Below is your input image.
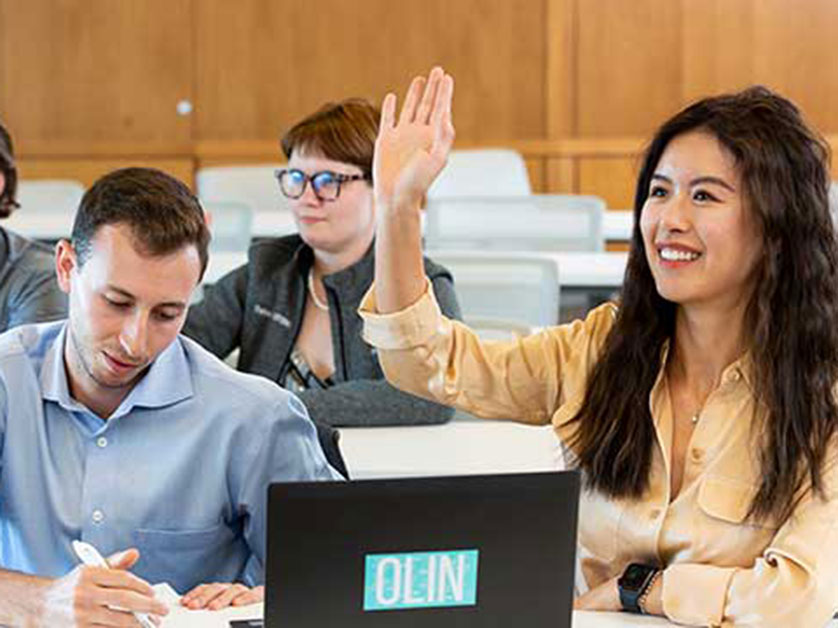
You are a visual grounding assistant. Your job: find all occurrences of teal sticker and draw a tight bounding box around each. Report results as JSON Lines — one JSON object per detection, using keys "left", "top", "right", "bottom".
{"left": 363, "top": 549, "right": 479, "bottom": 611}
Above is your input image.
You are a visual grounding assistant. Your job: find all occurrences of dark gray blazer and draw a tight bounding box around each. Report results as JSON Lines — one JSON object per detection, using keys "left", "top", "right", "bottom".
{"left": 183, "top": 235, "right": 461, "bottom": 426}
{"left": 0, "top": 228, "right": 67, "bottom": 332}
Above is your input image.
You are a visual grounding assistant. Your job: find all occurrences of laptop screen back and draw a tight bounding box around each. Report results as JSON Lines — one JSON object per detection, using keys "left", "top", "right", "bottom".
{"left": 265, "top": 471, "right": 580, "bottom": 628}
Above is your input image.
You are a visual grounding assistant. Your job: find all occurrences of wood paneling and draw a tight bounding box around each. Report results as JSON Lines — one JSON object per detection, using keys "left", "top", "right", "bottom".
{"left": 578, "top": 156, "right": 640, "bottom": 209}
{"left": 17, "top": 159, "right": 196, "bottom": 190}
{"left": 194, "top": 0, "right": 547, "bottom": 143}
{"left": 1, "top": 0, "right": 193, "bottom": 147}
{"left": 546, "top": 157, "right": 575, "bottom": 194}
{"left": 546, "top": 0, "right": 576, "bottom": 139}
{"left": 575, "top": 0, "right": 683, "bottom": 137}
{"left": 524, "top": 158, "right": 546, "bottom": 193}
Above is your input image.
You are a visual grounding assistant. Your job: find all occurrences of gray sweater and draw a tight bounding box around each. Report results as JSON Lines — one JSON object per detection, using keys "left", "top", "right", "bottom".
{"left": 0, "top": 228, "right": 67, "bottom": 331}
{"left": 184, "top": 235, "right": 461, "bottom": 426}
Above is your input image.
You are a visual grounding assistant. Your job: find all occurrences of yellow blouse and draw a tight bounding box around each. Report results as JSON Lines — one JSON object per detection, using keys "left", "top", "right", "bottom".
{"left": 359, "top": 282, "right": 838, "bottom": 627}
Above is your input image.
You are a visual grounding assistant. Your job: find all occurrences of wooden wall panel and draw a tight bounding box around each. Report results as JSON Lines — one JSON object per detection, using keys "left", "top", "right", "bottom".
{"left": 575, "top": 0, "right": 683, "bottom": 137}
{"left": 1, "top": 0, "right": 193, "bottom": 148}
{"left": 194, "top": 0, "right": 547, "bottom": 144}
{"left": 578, "top": 156, "right": 640, "bottom": 209}
{"left": 17, "top": 158, "right": 196, "bottom": 190}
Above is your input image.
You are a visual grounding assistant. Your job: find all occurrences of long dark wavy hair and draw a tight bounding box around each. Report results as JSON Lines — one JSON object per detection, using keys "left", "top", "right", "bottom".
{"left": 568, "top": 86, "right": 838, "bottom": 523}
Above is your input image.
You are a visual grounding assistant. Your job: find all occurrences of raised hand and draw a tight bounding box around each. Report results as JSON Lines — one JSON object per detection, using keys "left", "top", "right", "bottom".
{"left": 373, "top": 66, "right": 455, "bottom": 211}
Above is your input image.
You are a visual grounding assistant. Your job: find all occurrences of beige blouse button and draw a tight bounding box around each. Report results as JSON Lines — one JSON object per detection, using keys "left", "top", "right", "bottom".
{"left": 690, "top": 448, "right": 704, "bottom": 462}
{"left": 727, "top": 370, "right": 741, "bottom": 383}
{"left": 649, "top": 508, "right": 662, "bottom": 520}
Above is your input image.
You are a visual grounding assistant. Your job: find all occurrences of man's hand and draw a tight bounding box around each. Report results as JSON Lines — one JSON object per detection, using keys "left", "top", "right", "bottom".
{"left": 41, "top": 548, "right": 168, "bottom": 626}
{"left": 180, "top": 583, "right": 264, "bottom": 610}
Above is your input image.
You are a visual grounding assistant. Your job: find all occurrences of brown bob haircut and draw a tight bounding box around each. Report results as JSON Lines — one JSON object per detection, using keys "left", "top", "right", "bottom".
{"left": 0, "top": 121, "right": 20, "bottom": 218}
{"left": 280, "top": 98, "right": 380, "bottom": 180}
{"left": 71, "top": 167, "right": 210, "bottom": 280}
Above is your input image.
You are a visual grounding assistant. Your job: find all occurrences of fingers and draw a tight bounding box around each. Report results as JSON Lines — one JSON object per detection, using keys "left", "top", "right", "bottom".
{"left": 415, "top": 67, "right": 444, "bottom": 125}
{"left": 87, "top": 566, "right": 154, "bottom": 598}
{"left": 106, "top": 548, "right": 140, "bottom": 571}
{"left": 231, "top": 585, "right": 264, "bottom": 606}
{"left": 181, "top": 582, "right": 251, "bottom": 610}
{"left": 430, "top": 73, "right": 456, "bottom": 162}
{"left": 380, "top": 93, "right": 397, "bottom": 131}
{"left": 398, "top": 76, "right": 426, "bottom": 125}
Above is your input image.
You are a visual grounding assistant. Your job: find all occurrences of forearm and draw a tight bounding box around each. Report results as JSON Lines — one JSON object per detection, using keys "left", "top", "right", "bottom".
{"left": 0, "top": 569, "right": 49, "bottom": 627}
{"left": 374, "top": 202, "right": 426, "bottom": 314}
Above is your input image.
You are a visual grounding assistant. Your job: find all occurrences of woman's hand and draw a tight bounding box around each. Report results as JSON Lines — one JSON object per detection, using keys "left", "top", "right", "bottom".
{"left": 573, "top": 576, "right": 622, "bottom": 611}
{"left": 180, "top": 583, "right": 264, "bottom": 610}
{"left": 373, "top": 66, "right": 455, "bottom": 212}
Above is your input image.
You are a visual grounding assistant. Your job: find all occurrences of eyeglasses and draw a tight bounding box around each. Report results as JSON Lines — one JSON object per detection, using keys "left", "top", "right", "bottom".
{"left": 274, "top": 168, "right": 368, "bottom": 202}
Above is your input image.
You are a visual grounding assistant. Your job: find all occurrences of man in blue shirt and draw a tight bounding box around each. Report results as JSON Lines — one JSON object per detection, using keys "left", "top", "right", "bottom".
{"left": 0, "top": 168, "right": 340, "bottom": 625}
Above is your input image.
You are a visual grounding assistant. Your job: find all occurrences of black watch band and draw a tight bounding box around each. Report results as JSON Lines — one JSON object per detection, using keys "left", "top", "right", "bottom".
{"left": 618, "top": 563, "right": 659, "bottom": 613}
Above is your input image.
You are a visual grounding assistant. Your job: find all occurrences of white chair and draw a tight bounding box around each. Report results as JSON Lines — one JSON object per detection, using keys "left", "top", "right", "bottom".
{"left": 425, "top": 194, "right": 606, "bottom": 252}
{"left": 203, "top": 201, "right": 254, "bottom": 254}
{"left": 196, "top": 164, "right": 296, "bottom": 239}
{"left": 433, "top": 252, "right": 560, "bottom": 328}
{"left": 6, "top": 179, "right": 85, "bottom": 240}
{"left": 427, "top": 149, "right": 531, "bottom": 198}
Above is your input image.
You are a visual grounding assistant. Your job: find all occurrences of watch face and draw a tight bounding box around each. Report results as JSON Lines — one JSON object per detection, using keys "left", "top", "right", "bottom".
{"left": 621, "top": 564, "right": 652, "bottom": 590}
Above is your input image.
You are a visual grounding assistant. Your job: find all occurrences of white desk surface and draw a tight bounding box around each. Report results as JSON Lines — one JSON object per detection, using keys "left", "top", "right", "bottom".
{"left": 161, "top": 604, "right": 674, "bottom": 627}
{"left": 204, "top": 249, "right": 628, "bottom": 289}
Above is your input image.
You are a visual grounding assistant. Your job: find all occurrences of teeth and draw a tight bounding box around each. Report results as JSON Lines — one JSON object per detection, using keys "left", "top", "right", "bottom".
{"left": 660, "top": 247, "right": 700, "bottom": 262}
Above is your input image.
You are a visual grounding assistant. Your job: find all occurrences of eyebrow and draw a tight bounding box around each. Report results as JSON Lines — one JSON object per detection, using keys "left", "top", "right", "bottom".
{"left": 105, "top": 285, "right": 187, "bottom": 309}
{"left": 651, "top": 173, "right": 736, "bottom": 192}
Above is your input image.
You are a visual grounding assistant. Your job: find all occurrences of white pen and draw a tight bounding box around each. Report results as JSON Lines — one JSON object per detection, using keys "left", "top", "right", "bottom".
{"left": 71, "top": 540, "right": 158, "bottom": 628}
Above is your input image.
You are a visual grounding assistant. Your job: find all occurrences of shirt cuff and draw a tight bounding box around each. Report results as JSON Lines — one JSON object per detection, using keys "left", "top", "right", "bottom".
{"left": 662, "top": 563, "right": 736, "bottom": 626}
{"left": 358, "top": 278, "right": 444, "bottom": 350}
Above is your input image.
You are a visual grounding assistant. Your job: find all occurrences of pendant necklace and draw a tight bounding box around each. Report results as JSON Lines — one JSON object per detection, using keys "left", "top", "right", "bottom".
{"left": 307, "top": 271, "right": 329, "bottom": 312}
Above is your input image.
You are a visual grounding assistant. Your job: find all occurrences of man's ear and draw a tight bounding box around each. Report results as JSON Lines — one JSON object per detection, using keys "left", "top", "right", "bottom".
{"left": 55, "top": 239, "right": 77, "bottom": 294}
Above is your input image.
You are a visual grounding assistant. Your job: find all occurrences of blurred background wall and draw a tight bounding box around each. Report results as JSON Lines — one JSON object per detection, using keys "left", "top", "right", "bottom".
{"left": 2, "top": 0, "right": 837, "bottom": 208}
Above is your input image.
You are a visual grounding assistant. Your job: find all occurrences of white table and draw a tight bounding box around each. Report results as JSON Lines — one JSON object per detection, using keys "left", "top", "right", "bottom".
{"left": 161, "top": 604, "right": 674, "bottom": 627}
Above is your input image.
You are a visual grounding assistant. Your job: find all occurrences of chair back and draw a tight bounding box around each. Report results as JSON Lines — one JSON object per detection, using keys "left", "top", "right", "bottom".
{"left": 433, "top": 252, "right": 560, "bottom": 328}
{"left": 425, "top": 194, "right": 605, "bottom": 252}
{"left": 427, "top": 149, "right": 531, "bottom": 198}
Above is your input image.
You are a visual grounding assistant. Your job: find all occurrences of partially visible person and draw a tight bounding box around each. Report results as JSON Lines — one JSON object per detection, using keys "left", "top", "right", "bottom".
{"left": 361, "top": 68, "right": 838, "bottom": 626}
{"left": 184, "top": 99, "right": 460, "bottom": 427}
{"left": 0, "top": 121, "right": 67, "bottom": 330}
{"left": 0, "top": 168, "right": 339, "bottom": 626}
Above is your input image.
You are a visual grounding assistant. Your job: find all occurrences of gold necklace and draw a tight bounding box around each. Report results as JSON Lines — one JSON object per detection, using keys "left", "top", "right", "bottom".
{"left": 307, "top": 271, "right": 329, "bottom": 312}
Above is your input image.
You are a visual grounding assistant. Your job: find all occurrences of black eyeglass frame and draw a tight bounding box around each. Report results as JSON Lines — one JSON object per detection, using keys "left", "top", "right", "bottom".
{"left": 274, "top": 168, "right": 369, "bottom": 202}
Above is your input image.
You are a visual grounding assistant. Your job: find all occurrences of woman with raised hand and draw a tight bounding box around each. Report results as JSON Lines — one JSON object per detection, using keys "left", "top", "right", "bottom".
{"left": 0, "top": 122, "right": 67, "bottom": 330}
{"left": 184, "top": 99, "right": 460, "bottom": 428}
{"left": 360, "top": 67, "right": 838, "bottom": 625}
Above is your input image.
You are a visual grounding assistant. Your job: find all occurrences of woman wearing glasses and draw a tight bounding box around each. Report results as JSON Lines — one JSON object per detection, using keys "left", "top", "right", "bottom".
{"left": 0, "top": 121, "right": 67, "bottom": 331}
{"left": 184, "top": 98, "right": 460, "bottom": 428}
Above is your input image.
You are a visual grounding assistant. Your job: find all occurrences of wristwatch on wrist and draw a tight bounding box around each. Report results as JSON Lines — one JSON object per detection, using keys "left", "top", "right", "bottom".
{"left": 618, "top": 563, "right": 660, "bottom": 613}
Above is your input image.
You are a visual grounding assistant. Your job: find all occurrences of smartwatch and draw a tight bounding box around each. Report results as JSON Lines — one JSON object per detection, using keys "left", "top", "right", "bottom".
{"left": 618, "top": 563, "right": 660, "bottom": 613}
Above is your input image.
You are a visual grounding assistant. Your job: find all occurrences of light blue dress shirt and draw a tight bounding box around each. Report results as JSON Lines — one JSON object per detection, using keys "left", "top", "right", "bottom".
{"left": 0, "top": 321, "right": 340, "bottom": 594}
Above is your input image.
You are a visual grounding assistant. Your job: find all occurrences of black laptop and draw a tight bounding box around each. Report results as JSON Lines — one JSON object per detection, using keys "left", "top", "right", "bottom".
{"left": 263, "top": 471, "right": 580, "bottom": 628}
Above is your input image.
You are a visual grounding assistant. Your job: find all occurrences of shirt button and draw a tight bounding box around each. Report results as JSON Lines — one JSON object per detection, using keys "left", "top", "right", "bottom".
{"left": 727, "top": 370, "right": 741, "bottom": 383}
{"left": 649, "top": 508, "right": 661, "bottom": 520}
{"left": 92, "top": 509, "right": 105, "bottom": 524}
{"left": 690, "top": 448, "right": 704, "bottom": 462}
{"left": 96, "top": 437, "right": 108, "bottom": 448}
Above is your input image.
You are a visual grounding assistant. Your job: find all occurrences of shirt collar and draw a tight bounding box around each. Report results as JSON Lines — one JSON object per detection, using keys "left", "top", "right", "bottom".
{"left": 41, "top": 326, "right": 194, "bottom": 418}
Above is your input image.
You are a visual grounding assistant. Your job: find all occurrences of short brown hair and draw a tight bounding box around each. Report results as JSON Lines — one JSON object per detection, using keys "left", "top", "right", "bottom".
{"left": 0, "top": 121, "right": 20, "bottom": 219}
{"left": 71, "top": 167, "right": 210, "bottom": 279}
{"left": 281, "top": 98, "right": 380, "bottom": 180}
